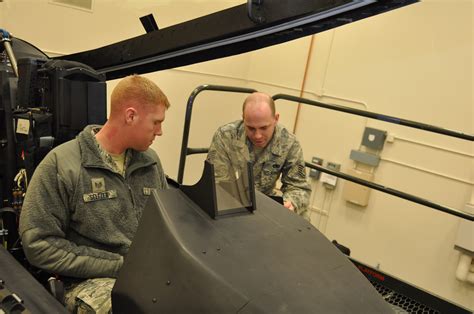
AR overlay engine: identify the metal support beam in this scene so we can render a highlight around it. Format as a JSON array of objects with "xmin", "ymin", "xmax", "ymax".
[
  {"xmin": 305, "ymin": 162, "xmax": 473, "ymax": 221},
  {"xmin": 57, "ymin": 0, "xmax": 418, "ymax": 80},
  {"xmin": 273, "ymin": 94, "xmax": 474, "ymax": 141}
]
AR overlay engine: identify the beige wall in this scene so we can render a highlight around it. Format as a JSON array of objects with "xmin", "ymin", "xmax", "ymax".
[
  {"xmin": 3, "ymin": 0, "xmax": 473, "ymax": 310},
  {"xmin": 2, "ymin": 0, "xmax": 239, "ymax": 55},
  {"xmin": 0, "ymin": 3, "xmax": 4, "ymax": 26},
  {"xmin": 298, "ymin": 0, "xmax": 473, "ymax": 309}
]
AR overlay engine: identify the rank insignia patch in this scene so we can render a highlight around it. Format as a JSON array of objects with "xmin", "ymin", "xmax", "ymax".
[{"xmin": 91, "ymin": 178, "xmax": 106, "ymax": 193}]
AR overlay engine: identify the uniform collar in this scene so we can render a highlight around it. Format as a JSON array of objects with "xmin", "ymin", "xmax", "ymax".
[
  {"xmin": 78, "ymin": 125, "xmax": 156, "ymax": 171},
  {"xmin": 78, "ymin": 125, "xmax": 107, "ymax": 168}
]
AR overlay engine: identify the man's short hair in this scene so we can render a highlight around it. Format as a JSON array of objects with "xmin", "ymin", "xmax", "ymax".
[
  {"xmin": 111, "ymin": 75, "xmax": 170, "ymax": 114},
  {"xmin": 242, "ymin": 92, "xmax": 275, "ymax": 117}
]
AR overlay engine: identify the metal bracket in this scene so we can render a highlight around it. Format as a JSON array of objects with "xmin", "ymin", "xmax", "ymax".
[
  {"xmin": 140, "ymin": 14, "xmax": 159, "ymax": 33},
  {"xmin": 247, "ymin": 0, "xmax": 266, "ymax": 24}
]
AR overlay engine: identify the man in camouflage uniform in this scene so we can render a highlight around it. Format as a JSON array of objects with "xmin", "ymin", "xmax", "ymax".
[
  {"xmin": 19, "ymin": 75, "xmax": 170, "ymax": 313},
  {"xmin": 207, "ymin": 92, "xmax": 311, "ymax": 216}
]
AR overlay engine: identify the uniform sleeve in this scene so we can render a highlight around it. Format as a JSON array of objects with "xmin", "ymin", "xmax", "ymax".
[
  {"xmin": 280, "ymin": 140, "xmax": 311, "ymax": 212},
  {"xmin": 207, "ymin": 128, "xmax": 233, "ymax": 181},
  {"xmin": 19, "ymin": 154, "xmax": 123, "ymax": 279}
]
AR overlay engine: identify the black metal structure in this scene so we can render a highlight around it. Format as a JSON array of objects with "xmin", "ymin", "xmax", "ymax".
[
  {"xmin": 181, "ymin": 160, "xmax": 219, "ymax": 219},
  {"xmin": 17, "ymin": 59, "xmax": 107, "ymax": 145},
  {"xmin": 57, "ymin": 0, "xmax": 419, "ymax": 80},
  {"xmin": 0, "ymin": 246, "xmax": 68, "ymax": 313},
  {"xmin": 139, "ymin": 14, "xmax": 159, "ymax": 33},
  {"xmin": 177, "ymin": 84, "xmax": 257, "ymax": 184},
  {"xmin": 273, "ymin": 93, "xmax": 473, "ymax": 221},
  {"xmin": 1, "ymin": 34, "xmax": 107, "ymax": 269},
  {"xmin": 0, "ymin": 38, "xmax": 48, "ymax": 206},
  {"xmin": 304, "ymin": 162, "xmax": 473, "ymax": 221},
  {"xmin": 180, "ymin": 160, "xmax": 257, "ymax": 219},
  {"xmin": 0, "ymin": 71, "xmax": 17, "ymax": 216},
  {"xmin": 247, "ymin": 0, "xmax": 266, "ymax": 24},
  {"xmin": 273, "ymin": 94, "xmax": 474, "ymax": 142}
]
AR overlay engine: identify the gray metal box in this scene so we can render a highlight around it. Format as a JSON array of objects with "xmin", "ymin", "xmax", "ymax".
[{"xmin": 361, "ymin": 127, "xmax": 387, "ymax": 150}]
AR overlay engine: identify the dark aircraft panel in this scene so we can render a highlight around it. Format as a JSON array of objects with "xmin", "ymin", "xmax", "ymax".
[
  {"xmin": 112, "ymin": 189, "xmax": 393, "ymax": 313},
  {"xmin": 0, "ymin": 246, "xmax": 68, "ymax": 313}
]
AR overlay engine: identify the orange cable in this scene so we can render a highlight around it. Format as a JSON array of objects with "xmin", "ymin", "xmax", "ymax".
[{"xmin": 292, "ymin": 35, "xmax": 315, "ymax": 134}]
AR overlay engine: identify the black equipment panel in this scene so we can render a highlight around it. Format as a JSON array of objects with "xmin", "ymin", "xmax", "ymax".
[
  {"xmin": 0, "ymin": 246, "xmax": 68, "ymax": 313},
  {"xmin": 113, "ymin": 189, "xmax": 393, "ymax": 313}
]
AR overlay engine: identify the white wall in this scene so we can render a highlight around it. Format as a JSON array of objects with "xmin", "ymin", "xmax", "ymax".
[{"xmin": 3, "ymin": 0, "xmax": 473, "ymax": 310}]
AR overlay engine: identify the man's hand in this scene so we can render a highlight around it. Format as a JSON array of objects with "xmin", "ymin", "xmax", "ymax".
[{"xmin": 283, "ymin": 201, "xmax": 295, "ymax": 212}]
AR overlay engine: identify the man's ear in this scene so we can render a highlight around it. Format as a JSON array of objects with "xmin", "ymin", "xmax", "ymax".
[
  {"xmin": 125, "ymin": 107, "xmax": 137, "ymax": 124},
  {"xmin": 274, "ymin": 113, "xmax": 280, "ymax": 123}
]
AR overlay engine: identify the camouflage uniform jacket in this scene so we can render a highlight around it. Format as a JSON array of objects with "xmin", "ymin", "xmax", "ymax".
[
  {"xmin": 207, "ymin": 120, "xmax": 311, "ymax": 212},
  {"xmin": 19, "ymin": 125, "xmax": 168, "ymax": 279}
]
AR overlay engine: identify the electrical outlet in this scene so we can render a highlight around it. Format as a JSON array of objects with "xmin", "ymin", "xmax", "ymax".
[
  {"xmin": 327, "ymin": 162, "xmax": 341, "ymax": 172},
  {"xmin": 386, "ymin": 133, "xmax": 395, "ymax": 143},
  {"xmin": 361, "ymin": 127, "xmax": 387, "ymax": 150},
  {"xmin": 321, "ymin": 162, "xmax": 340, "ymax": 189}
]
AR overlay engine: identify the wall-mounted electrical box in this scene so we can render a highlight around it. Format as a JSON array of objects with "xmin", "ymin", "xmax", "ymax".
[
  {"xmin": 309, "ymin": 157, "xmax": 323, "ymax": 179},
  {"xmin": 321, "ymin": 162, "xmax": 340, "ymax": 189},
  {"xmin": 327, "ymin": 162, "xmax": 341, "ymax": 172},
  {"xmin": 350, "ymin": 149, "xmax": 380, "ymax": 167},
  {"xmin": 454, "ymin": 203, "xmax": 474, "ymax": 253},
  {"xmin": 342, "ymin": 168, "xmax": 374, "ymax": 207},
  {"xmin": 361, "ymin": 127, "xmax": 387, "ymax": 150}
]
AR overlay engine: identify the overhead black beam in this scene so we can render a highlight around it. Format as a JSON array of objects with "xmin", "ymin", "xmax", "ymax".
[{"xmin": 57, "ymin": 0, "xmax": 418, "ymax": 80}]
